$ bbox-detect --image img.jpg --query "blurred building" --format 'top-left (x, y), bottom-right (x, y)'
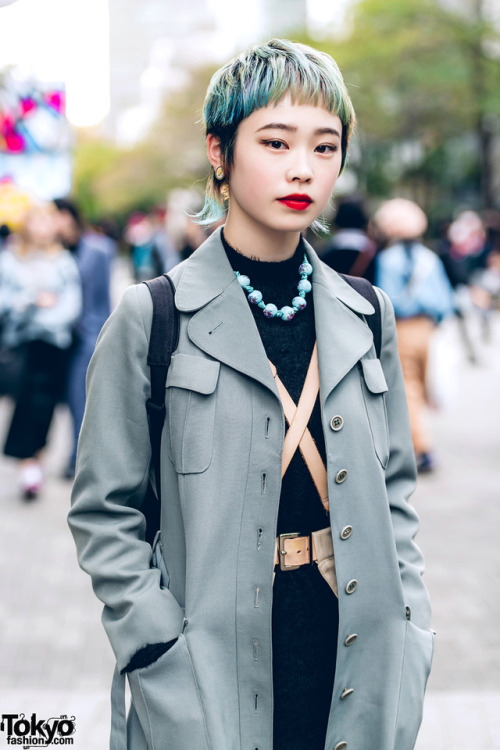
top-left (107, 0), bottom-right (308, 146)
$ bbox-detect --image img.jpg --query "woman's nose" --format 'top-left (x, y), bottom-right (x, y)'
top-left (286, 151), bottom-right (313, 182)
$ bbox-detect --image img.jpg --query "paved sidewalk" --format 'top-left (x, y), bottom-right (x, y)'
top-left (1, 311), bottom-right (499, 749)
top-left (415, 313), bottom-right (500, 749)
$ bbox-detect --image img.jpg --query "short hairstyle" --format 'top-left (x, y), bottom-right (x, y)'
top-left (196, 38), bottom-right (356, 227)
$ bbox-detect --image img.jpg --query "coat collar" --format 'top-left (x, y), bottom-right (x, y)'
top-left (175, 227), bottom-right (375, 316)
top-left (175, 227), bottom-right (375, 400)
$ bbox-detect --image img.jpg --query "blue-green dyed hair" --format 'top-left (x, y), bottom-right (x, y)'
top-left (195, 38), bottom-right (356, 227)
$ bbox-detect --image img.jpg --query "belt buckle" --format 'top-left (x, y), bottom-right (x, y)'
top-left (278, 532), bottom-right (311, 571)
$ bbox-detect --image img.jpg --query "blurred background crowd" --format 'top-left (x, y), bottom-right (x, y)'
top-left (1, 185), bottom-right (499, 498)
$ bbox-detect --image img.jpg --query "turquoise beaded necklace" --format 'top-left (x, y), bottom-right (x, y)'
top-left (234, 254), bottom-right (313, 321)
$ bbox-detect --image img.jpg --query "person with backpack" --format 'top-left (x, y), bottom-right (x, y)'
top-left (68, 39), bottom-right (433, 750)
top-left (373, 198), bottom-right (454, 473)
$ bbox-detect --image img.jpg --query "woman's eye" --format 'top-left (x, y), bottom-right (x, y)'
top-left (263, 140), bottom-right (286, 150)
top-left (316, 144), bottom-right (338, 154)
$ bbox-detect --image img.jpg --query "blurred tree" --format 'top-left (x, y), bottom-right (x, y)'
top-left (74, 2), bottom-right (500, 226)
top-left (73, 64), bottom-right (214, 223)
top-left (73, 138), bottom-right (122, 222)
top-left (307, 0), bottom-right (500, 212)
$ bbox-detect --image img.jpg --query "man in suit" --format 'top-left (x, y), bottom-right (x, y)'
top-left (53, 198), bottom-right (112, 478)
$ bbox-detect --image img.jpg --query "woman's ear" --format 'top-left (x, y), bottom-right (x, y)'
top-left (206, 134), bottom-right (222, 172)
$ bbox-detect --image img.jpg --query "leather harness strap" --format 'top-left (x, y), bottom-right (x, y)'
top-left (269, 342), bottom-right (329, 514)
top-left (269, 343), bottom-right (336, 593)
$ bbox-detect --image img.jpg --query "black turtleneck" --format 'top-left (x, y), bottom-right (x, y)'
top-left (222, 230), bottom-right (329, 535)
top-left (222, 230), bottom-right (338, 750)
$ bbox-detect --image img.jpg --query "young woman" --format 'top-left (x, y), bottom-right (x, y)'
top-left (68, 39), bottom-right (434, 750)
top-left (1, 202), bottom-right (81, 498)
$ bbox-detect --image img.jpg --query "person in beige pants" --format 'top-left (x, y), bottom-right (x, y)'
top-left (395, 315), bottom-right (436, 460)
top-left (374, 199), bottom-right (454, 472)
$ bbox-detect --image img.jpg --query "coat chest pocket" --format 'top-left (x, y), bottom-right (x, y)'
top-left (359, 358), bottom-right (390, 468)
top-left (166, 354), bottom-right (220, 474)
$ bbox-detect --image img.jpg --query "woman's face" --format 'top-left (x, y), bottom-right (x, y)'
top-left (24, 207), bottom-right (57, 247)
top-left (226, 97), bottom-right (343, 237)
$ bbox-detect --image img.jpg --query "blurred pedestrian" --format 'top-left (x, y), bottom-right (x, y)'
top-left (0, 223), bottom-right (10, 250)
top-left (321, 195), bottom-right (376, 281)
top-left (150, 205), bottom-right (181, 271)
top-left (178, 216), bottom-right (208, 260)
top-left (126, 211), bottom-right (170, 281)
top-left (439, 210), bottom-right (491, 360)
top-left (93, 217), bottom-right (121, 254)
top-left (69, 39), bottom-right (433, 750)
top-left (374, 198), bottom-right (454, 473)
top-left (0, 202), bottom-right (81, 498)
top-left (53, 198), bottom-right (112, 479)
top-left (463, 210), bottom-right (499, 343)
top-left (85, 223), bottom-right (119, 260)
top-left (478, 210), bottom-right (500, 312)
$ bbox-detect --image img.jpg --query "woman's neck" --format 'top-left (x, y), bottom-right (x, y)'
top-left (223, 213), bottom-right (301, 262)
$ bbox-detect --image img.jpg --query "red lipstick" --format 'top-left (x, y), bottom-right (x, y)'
top-left (278, 194), bottom-right (313, 211)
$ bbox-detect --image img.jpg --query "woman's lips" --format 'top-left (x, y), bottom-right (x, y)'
top-left (277, 195), bottom-right (313, 211)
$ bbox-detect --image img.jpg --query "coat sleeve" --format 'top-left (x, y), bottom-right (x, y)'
top-left (375, 287), bottom-right (432, 630)
top-left (67, 283), bottom-right (185, 673)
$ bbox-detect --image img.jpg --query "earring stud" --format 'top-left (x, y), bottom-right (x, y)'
top-left (215, 166), bottom-right (225, 181)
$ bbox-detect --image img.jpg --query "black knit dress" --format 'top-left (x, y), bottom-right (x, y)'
top-left (223, 232), bottom-right (339, 750)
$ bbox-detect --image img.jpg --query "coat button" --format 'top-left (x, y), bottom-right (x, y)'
top-left (330, 415), bottom-right (344, 431)
top-left (344, 633), bottom-right (358, 646)
top-left (341, 687), bottom-right (354, 700)
top-left (335, 469), bottom-right (348, 484)
top-left (334, 742), bottom-right (348, 750)
top-left (340, 525), bottom-right (353, 540)
top-left (406, 606), bottom-right (411, 621)
top-left (346, 579), bottom-right (358, 594)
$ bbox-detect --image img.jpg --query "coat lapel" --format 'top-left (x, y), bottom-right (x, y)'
top-left (175, 228), bottom-right (376, 402)
top-left (175, 228), bottom-right (279, 398)
top-left (304, 237), bottom-right (375, 404)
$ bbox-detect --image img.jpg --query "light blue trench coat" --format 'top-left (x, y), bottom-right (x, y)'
top-left (68, 227), bottom-right (434, 750)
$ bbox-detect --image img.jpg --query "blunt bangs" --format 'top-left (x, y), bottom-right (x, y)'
top-left (195, 38), bottom-right (356, 227)
top-left (205, 42), bottom-right (353, 144)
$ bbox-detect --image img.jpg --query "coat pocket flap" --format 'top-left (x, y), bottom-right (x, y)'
top-left (166, 353), bottom-right (220, 394)
top-left (360, 358), bottom-right (388, 394)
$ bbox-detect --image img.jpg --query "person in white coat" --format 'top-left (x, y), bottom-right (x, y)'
top-left (1, 203), bottom-right (81, 497)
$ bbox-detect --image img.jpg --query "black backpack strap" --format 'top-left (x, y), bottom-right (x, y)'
top-left (340, 274), bottom-right (382, 358)
top-left (143, 274), bottom-right (179, 504)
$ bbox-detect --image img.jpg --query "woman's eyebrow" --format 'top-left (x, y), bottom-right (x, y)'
top-left (256, 122), bottom-right (341, 138)
top-left (315, 127), bottom-right (341, 138)
top-left (256, 122), bottom-right (297, 133)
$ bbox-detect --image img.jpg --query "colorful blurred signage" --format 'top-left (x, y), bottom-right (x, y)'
top-left (0, 69), bottom-right (72, 201)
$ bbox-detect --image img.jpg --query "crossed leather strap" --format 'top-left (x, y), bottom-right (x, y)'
top-left (269, 343), bottom-right (338, 596)
top-left (269, 342), bottom-right (329, 514)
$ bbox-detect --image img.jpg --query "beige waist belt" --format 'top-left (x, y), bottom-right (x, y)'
top-left (272, 528), bottom-right (338, 597)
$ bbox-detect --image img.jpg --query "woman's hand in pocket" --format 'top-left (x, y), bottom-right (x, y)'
top-left (122, 638), bottom-right (178, 673)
